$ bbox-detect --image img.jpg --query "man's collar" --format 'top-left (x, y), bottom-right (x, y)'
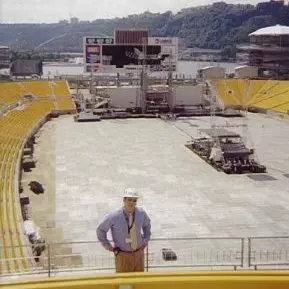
top-left (123, 207), bottom-right (136, 215)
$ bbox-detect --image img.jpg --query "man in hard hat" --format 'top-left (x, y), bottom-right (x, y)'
top-left (96, 188), bottom-right (151, 273)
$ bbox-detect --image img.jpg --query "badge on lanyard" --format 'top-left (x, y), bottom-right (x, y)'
top-left (124, 211), bottom-right (135, 244)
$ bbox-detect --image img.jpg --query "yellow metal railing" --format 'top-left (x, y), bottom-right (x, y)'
top-left (2, 271), bottom-right (289, 289)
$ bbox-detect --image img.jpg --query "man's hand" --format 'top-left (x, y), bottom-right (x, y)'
top-left (107, 246), bottom-right (115, 252)
top-left (107, 246), bottom-right (120, 255)
top-left (139, 241), bottom-right (148, 250)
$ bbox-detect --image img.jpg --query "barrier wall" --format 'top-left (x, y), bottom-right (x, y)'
top-left (108, 85), bottom-right (203, 108)
top-left (109, 87), bottom-right (138, 108)
top-left (175, 85), bottom-right (202, 106)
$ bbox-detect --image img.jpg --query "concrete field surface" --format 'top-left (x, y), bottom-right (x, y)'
top-left (24, 113), bottom-right (289, 272)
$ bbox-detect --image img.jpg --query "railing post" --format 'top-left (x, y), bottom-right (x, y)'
top-left (146, 244), bottom-right (149, 272)
top-left (48, 244), bottom-right (51, 278)
top-left (241, 238), bottom-right (245, 268)
top-left (248, 238), bottom-right (251, 268)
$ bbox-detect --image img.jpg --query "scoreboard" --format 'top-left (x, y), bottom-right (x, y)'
top-left (83, 34), bottom-right (178, 73)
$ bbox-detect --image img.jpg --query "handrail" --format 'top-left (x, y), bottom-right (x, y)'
top-left (3, 271), bottom-right (289, 289)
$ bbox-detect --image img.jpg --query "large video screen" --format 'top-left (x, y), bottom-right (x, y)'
top-left (102, 45), bottom-right (168, 68)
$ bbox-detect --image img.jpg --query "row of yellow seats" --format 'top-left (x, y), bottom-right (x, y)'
top-left (212, 79), bottom-right (267, 106)
top-left (213, 79), bottom-right (289, 113)
top-left (0, 149), bottom-right (28, 274)
top-left (0, 80), bottom-right (70, 98)
top-left (212, 79), bottom-right (246, 106)
top-left (0, 82), bottom-right (23, 106)
top-left (0, 80), bottom-right (75, 110)
top-left (56, 97), bottom-right (76, 110)
top-left (0, 100), bottom-right (54, 275)
top-left (0, 126), bottom-right (29, 274)
top-left (249, 80), bottom-right (289, 113)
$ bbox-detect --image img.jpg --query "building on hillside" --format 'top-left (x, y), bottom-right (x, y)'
top-left (70, 17), bottom-right (79, 24)
top-left (179, 47), bottom-right (223, 62)
top-left (237, 24), bottom-right (289, 79)
top-left (257, 0), bottom-right (286, 10)
top-left (0, 46), bottom-right (10, 69)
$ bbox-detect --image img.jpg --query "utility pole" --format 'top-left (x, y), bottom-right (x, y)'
top-left (167, 48), bottom-right (175, 113)
top-left (140, 37), bottom-right (148, 113)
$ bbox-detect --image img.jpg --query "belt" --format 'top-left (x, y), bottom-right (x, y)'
top-left (121, 248), bottom-right (141, 253)
top-left (114, 247), bottom-right (141, 255)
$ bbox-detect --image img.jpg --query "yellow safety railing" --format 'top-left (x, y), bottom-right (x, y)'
top-left (2, 271), bottom-right (289, 289)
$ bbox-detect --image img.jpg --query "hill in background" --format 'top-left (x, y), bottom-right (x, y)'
top-left (0, 1), bottom-right (289, 57)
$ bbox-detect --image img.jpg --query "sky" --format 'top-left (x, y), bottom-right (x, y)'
top-left (0, 0), bottom-right (271, 23)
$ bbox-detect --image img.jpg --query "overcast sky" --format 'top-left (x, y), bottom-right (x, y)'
top-left (0, 0), bottom-right (270, 23)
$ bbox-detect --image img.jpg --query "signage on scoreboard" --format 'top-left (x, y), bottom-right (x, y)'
top-left (85, 37), bottom-right (114, 45)
top-left (147, 37), bottom-right (178, 70)
top-left (148, 37), bottom-right (178, 46)
top-left (101, 44), bottom-right (165, 68)
top-left (85, 44), bottom-right (101, 65)
top-left (83, 35), bottom-right (179, 72)
top-left (86, 64), bottom-right (101, 72)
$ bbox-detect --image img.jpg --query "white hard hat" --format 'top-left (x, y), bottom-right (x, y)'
top-left (123, 188), bottom-right (138, 198)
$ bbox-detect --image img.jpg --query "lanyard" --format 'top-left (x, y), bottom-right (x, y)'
top-left (123, 211), bottom-right (135, 234)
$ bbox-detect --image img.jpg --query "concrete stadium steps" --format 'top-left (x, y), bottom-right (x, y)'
top-left (212, 79), bottom-right (289, 114)
top-left (0, 100), bottom-right (55, 275)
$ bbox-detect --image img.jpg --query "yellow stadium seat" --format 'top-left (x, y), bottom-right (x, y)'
top-left (212, 79), bottom-right (289, 114)
top-left (0, 80), bottom-right (75, 111)
top-left (0, 93), bottom-right (58, 275)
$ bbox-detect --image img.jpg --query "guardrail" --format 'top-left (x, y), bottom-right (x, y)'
top-left (0, 237), bottom-right (244, 278)
top-left (248, 236), bottom-right (289, 270)
top-left (2, 236), bottom-right (289, 278)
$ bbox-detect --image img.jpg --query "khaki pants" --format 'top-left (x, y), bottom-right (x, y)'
top-left (115, 249), bottom-right (145, 273)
